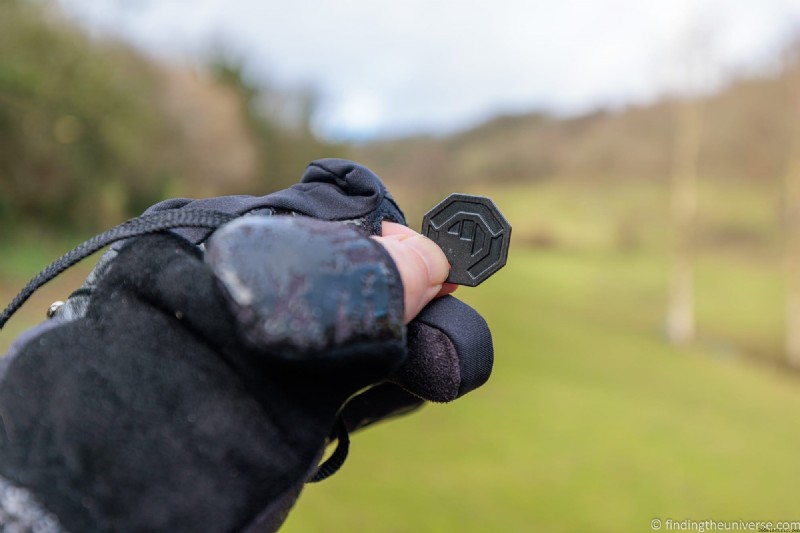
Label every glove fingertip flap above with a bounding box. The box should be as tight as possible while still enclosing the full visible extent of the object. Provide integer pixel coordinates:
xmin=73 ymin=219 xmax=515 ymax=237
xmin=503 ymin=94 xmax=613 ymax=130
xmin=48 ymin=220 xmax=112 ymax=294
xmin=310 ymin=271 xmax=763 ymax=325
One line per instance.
xmin=300 ymin=159 xmax=407 ymax=232
xmin=205 ymin=216 xmax=407 ymax=387
xmin=393 ymin=295 xmax=493 ymax=402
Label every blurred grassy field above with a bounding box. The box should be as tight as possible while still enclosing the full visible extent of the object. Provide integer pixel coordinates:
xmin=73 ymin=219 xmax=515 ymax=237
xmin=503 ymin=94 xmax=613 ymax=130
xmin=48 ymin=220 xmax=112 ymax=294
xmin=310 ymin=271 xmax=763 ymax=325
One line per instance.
xmin=282 ymin=242 xmax=800 ymax=531
xmin=285 ymin=180 xmax=800 ymax=531
xmin=2 ymin=181 xmax=799 ymax=531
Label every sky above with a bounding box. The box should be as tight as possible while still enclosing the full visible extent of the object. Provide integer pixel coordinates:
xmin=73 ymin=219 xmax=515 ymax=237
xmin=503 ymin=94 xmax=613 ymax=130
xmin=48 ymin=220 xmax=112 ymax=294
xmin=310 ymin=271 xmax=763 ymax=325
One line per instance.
xmin=58 ymin=0 xmax=800 ymax=141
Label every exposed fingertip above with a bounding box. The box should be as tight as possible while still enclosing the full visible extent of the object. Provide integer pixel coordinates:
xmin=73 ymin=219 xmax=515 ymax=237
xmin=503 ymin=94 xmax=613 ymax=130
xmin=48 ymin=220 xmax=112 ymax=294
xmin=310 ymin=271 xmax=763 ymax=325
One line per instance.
xmin=403 ymin=234 xmax=451 ymax=285
xmin=380 ymin=220 xmax=416 ymax=237
xmin=436 ymin=282 xmax=459 ymax=298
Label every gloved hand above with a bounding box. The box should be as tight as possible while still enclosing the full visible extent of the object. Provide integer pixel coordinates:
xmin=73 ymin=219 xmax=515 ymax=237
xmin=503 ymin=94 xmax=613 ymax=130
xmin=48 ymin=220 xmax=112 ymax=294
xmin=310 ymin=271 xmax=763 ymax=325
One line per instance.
xmin=0 ymin=159 xmax=493 ymax=532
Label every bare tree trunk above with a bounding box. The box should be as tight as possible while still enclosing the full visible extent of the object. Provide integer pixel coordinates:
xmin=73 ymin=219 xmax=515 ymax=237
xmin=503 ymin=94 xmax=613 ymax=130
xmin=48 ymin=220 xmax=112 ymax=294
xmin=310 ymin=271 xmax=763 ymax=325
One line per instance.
xmin=666 ymin=98 xmax=702 ymax=345
xmin=785 ymin=164 xmax=800 ymax=365
xmin=784 ymin=109 xmax=800 ymax=366
xmin=779 ymin=48 xmax=800 ymax=367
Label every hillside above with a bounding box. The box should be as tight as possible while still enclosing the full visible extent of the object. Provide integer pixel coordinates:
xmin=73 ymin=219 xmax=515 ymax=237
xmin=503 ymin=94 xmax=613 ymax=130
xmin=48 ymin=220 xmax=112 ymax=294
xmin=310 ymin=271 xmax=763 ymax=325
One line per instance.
xmin=358 ymin=65 xmax=797 ymax=191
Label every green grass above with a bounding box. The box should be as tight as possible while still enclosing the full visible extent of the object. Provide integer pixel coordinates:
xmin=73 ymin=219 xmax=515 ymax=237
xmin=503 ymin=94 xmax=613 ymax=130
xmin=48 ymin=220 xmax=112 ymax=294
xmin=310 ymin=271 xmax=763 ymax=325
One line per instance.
xmin=283 ymin=246 xmax=800 ymax=532
xmin=283 ymin=179 xmax=800 ymax=531
xmin=0 ymin=232 xmax=95 ymax=353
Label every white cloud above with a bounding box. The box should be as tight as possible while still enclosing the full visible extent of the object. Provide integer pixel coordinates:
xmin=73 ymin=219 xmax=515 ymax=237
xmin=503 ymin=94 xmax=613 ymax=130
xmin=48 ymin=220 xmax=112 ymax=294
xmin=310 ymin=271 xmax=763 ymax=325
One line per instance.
xmin=59 ymin=0 xmax=800 ymax=139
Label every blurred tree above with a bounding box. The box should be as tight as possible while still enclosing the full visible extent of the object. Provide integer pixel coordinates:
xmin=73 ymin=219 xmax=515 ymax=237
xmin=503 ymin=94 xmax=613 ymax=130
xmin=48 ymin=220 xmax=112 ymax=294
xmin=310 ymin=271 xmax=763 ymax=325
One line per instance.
xmin=208 ymin=49 xmax=349 ymax=193
xmin=151 ymin=65 xmax=260 ymax=199
xmin=0 ymin=2 xmax=349 ymax=236
xmin=780 ymin=41 xmax=800 ymax=367
xmin=0 ymin=0 xmax=174 ymax=232
xmin=666 ymin=96 xmax=702 ymax=345
xmin=664 ymin=18 xmax=715 ymax=346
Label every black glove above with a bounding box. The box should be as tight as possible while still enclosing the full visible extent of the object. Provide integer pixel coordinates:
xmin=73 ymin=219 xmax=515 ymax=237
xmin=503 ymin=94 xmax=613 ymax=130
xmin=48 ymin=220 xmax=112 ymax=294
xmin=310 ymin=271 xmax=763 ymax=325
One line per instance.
xmin=0 ymin=159 xmax=493 ymax=532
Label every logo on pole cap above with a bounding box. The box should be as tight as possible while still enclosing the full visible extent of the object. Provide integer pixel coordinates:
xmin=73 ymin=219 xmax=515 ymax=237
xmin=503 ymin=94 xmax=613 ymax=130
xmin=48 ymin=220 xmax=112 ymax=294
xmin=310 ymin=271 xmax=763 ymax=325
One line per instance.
xmin=422 ymin=194 xmax=512 ymax=286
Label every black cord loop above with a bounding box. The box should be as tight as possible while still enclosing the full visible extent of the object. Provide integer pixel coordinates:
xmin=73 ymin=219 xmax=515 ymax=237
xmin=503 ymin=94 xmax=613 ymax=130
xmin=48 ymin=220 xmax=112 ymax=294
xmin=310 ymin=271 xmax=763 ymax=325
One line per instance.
xmin=308 ymin=417 xmax=350 ymax=483
xmin=0 ymin=209 xmax=236 ymax=329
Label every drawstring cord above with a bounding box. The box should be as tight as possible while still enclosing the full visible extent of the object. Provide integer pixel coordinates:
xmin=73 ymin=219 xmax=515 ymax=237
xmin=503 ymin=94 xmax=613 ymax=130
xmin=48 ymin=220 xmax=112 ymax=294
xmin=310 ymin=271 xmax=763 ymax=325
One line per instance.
xmin=0 ymin=209 xmax=236 ymax=329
